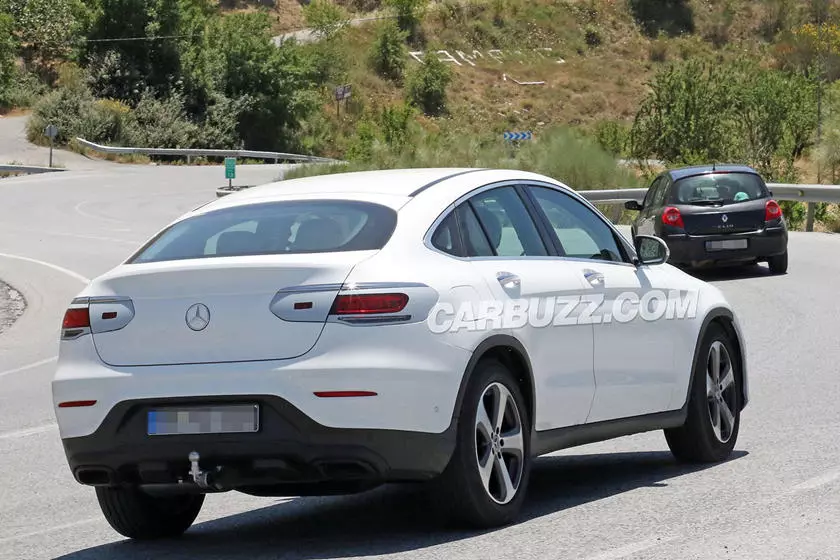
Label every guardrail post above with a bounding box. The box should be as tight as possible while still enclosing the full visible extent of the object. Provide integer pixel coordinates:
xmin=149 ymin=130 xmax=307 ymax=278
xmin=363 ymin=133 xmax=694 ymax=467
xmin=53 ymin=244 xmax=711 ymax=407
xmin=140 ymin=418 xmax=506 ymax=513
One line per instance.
xmin=805 ymin=202 xmax=816 ymax=232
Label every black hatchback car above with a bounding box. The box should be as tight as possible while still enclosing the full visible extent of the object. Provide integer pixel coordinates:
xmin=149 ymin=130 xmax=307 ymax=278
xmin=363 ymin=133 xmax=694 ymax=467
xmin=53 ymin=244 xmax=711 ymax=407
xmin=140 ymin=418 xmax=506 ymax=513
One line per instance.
xmin=625 ymin=164 xmax=789 ymax=273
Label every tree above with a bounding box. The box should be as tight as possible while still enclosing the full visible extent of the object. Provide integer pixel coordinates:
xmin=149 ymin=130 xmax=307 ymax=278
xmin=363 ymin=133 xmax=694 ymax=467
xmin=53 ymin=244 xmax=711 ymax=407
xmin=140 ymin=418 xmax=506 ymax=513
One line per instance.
xmin=0 ymin=12 xmax=15 ymax=108
xmin=406 ymin=51 xmax=453 ymax=116
xmin=370 ymin=20 xmax=408 ymax=82
xmin=303 ymin=0 xmax=350 ymax=40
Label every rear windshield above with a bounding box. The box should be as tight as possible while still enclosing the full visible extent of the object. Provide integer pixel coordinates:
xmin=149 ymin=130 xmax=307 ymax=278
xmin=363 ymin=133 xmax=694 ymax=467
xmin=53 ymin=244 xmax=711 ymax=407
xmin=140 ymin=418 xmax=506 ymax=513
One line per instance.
xmin=128 ymin=200 xmax=398 ymax=263
xmin=669 ymin=173 xmax=769 ymax=205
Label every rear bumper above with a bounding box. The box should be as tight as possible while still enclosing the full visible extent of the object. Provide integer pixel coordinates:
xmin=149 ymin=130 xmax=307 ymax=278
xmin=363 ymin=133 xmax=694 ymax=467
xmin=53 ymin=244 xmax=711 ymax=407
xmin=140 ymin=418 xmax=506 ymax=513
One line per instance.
xmin=62 ymin=395 xmax=455 ymax=489
xmin=665 ymin=226 xmax=787 ymax=265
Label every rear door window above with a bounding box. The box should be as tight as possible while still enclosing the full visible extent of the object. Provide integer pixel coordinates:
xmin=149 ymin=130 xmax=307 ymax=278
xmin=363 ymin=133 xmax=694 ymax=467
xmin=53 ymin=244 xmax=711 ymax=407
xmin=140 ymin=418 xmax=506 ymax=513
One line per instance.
xmin=129 ymin=200 xmax=398 ymax=263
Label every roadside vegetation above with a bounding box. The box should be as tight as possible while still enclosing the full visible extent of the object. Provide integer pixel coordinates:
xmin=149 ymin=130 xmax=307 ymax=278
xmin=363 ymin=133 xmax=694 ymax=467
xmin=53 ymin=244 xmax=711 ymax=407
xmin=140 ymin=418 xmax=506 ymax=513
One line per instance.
xmin=2 ymin=0 xmax=840 ymax=229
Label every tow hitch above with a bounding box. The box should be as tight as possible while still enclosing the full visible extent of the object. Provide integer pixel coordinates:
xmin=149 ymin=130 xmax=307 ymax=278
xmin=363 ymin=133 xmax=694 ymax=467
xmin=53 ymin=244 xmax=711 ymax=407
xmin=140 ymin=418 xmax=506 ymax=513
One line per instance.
xmin=187 ymin=451 xmax=224 ymax=491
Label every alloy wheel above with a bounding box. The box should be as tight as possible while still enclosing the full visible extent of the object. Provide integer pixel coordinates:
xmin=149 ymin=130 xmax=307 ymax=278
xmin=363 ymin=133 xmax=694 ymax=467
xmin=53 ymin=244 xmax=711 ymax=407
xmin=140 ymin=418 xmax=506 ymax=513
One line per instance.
xmin=474 ymin=382 xmax=525 ymax=505
xmin=706 ymin=341 xmax=737 ymax=443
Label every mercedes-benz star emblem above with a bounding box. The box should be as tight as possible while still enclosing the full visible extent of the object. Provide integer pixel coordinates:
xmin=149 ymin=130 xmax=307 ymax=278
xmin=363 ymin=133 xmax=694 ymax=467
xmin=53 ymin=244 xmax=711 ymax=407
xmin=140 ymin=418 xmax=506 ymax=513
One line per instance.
xmin=185 ymin=303 xmax=210 ymax=331
xmin=721 ymin=214 xmax=729 ymax=223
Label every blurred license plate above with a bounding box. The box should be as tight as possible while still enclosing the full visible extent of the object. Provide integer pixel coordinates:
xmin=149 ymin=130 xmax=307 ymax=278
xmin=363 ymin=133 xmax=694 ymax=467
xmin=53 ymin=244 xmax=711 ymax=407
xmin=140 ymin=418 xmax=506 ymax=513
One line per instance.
xmin=706 ymin=239 xmax=748 ymax=251
xmin=147 ymin=405 xmax=259 ymax=436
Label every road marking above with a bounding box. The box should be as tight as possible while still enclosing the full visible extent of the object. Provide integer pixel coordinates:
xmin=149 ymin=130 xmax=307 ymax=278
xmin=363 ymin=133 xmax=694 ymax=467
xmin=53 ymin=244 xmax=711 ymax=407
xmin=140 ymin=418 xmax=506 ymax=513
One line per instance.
xmin=0 ymin=423 xmax=57 ymax=440
xmin=73 ymin=200 xmax=131 ymax=230
xmin=583 ymin=536 xmax=678 ymax=560
xmin=0 ymin=356 xmax=57 ymax=379
xmin=790 ymin=470 xmax=840 ymax=493
xmin=0 ymin=252 xmax=90 ymax=284
xmin=0 ymin=518 xmax=99 ymax=544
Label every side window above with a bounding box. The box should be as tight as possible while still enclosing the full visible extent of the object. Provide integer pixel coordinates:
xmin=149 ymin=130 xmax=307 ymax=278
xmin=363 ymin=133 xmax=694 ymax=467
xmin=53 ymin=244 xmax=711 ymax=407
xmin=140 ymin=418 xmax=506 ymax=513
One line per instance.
xmin=654 ymin=177 xmax=670 ymax=206
xmin=455 ymin=203 xmax=494 ymax=257
xmin=528 ymin=186 xmax=626 ymax=263
xmin=430 ymin=212 xmax=461 ymax=256
xmin=643 ymin=177 xmax=662 ymax=208
xmin=467 ymin=187 xmax=548 ymax=257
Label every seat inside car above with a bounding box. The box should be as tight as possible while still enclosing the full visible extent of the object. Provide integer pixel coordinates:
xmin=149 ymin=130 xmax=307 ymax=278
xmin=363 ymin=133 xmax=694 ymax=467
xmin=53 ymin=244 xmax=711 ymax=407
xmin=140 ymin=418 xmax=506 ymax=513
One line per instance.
xmin=292 ymin=217 xmax=345 ymax=251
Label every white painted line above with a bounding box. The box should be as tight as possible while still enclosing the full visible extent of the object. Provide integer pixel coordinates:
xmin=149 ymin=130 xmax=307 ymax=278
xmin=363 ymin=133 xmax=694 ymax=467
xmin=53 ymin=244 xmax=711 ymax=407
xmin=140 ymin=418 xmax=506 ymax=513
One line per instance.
xmin=0 ymin=356 xmax=57 ymax=379
xmin=0 ymin=252 xmax=90 ymax=284
xmin=73 ymin=200 xmax=131 ymax=230
xmin=0 ymin=518 xmax=99 ymax=544
xmin=583 ymin=536 xmax=678 ymax=560
xmin=790 ymin=470 xmax=840 ymax=493
xmin=0 ymin=423 xmax=57 ymax=440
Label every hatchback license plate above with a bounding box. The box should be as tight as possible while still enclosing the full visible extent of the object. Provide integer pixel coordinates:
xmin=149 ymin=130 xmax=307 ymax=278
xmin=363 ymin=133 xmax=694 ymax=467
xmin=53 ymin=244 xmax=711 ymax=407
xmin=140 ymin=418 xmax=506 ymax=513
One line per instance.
xmin=147 ymin=405 xmax=259 ymax=436
xmin=706 ymin=239 xmax=748 ymax=251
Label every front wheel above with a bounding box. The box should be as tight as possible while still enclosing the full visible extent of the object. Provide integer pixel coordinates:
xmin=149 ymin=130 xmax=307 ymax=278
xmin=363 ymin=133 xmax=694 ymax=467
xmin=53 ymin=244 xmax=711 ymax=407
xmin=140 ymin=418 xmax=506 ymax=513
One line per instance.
xmin=433 ymin=359 xmax=531 ymax=528
xmin=665 ymin=324 xmax=741 ymax=463
xmin=96 ymin=486 xmax=205 ymax=540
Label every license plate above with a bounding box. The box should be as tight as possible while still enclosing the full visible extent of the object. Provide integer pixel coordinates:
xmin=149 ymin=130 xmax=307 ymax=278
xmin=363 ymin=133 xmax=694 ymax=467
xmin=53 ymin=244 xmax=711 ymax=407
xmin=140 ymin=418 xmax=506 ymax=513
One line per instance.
xmin=706 ymin=239 xmax=748 ymax=251
xmin=147 ymin=405 xmax=259 ymax=436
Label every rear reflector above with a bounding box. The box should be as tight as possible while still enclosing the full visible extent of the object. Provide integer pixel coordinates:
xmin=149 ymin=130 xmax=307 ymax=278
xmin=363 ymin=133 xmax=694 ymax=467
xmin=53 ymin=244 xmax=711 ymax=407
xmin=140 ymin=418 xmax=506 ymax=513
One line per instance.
xmin=294 ymin=301 xmax=313 ymax=310
xmin=765 ymin=199 xmax=783 ymax=221
xmin=62 ymin=308 xmax=90 ymax=329
xmin=330 ymin=293 xmax=409 ymax=315
xmin=314 ymin=391 xmax=378 ymax=398
xmin=58 ymin=400 xmax=97 ymax=408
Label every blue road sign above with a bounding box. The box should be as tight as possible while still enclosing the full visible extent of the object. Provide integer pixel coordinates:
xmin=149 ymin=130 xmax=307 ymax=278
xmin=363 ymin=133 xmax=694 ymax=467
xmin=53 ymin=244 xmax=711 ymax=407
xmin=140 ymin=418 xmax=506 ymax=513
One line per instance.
xmin=504 ymin=131 xmax=533 ymax=141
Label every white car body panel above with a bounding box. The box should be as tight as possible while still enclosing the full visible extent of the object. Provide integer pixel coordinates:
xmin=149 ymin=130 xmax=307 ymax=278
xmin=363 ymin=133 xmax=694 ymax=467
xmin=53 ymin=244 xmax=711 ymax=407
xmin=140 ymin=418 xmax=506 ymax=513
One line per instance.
xmin=52 ymin=167 xmax=748 ymax=451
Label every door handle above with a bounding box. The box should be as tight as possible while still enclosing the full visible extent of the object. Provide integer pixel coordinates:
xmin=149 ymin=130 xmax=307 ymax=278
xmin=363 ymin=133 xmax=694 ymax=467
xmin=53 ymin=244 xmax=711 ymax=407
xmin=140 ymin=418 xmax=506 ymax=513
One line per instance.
xmin=583 ymin=269 xmax=604 ymax=286
xmin=496 ymin=271 xmax=521 ymax=289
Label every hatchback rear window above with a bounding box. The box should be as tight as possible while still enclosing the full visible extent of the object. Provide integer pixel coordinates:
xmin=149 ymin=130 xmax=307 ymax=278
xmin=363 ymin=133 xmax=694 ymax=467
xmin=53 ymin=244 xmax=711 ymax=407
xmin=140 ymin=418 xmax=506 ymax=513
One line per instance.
xmin=128 ymin=200 xmax=398 ymax=263
xmin=670 ymin=173 xmax=769 ymax=205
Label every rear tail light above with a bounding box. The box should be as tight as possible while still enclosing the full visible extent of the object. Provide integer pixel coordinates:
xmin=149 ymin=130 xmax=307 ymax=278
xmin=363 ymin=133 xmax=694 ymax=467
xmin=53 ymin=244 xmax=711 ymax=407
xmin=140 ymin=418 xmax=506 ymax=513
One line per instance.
xmin=662 ymin=206 xmax=685 ymax=229
xmin=330 ymin=293 xmax=409 ymax=315
xmin=765 ymin=199 xmax=783 ymax=221
xmin=62 ymin=308 xmax=90 ymax=329
xmin=61 ymin=297 xmax=134 ymax=339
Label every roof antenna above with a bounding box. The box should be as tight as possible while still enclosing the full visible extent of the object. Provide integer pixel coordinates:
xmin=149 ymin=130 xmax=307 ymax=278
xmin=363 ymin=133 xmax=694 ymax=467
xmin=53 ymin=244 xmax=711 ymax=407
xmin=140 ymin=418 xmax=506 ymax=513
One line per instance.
xmin=712 ymin=161 xmax=717 ymax=171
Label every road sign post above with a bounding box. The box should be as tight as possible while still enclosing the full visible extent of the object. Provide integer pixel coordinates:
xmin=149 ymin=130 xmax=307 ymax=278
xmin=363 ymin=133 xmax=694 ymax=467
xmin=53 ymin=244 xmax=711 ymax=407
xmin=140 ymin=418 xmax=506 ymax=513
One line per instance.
xmin=334 ymin=84 xmax=352 ymax=117
xmin=224 ymin=157 xmax=236 ymax=189
xmin=44 ymin=124 xmax=58 ymax=167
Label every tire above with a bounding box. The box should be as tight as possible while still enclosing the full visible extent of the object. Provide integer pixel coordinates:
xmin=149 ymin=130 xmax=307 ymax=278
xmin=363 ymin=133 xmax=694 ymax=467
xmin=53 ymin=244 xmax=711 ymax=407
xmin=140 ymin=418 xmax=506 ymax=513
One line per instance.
xmin=665 ymin=324 xmax=741 ymax=463
xmin=768 ymin=250 xmax=788 ymax=274
xmin=433 ymin=359 xmax=531 ymax=528
xmin=95 ymin=486 xmax=205 ymax=540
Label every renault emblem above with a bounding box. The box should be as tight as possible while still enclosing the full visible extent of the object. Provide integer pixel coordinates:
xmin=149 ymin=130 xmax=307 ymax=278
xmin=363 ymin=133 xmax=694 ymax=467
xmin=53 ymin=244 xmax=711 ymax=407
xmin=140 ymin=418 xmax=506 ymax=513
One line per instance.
xmin=721 ymin=214 xmax=729 ymax=223
xmin=186 ymin=303 xmax=210 ymax=331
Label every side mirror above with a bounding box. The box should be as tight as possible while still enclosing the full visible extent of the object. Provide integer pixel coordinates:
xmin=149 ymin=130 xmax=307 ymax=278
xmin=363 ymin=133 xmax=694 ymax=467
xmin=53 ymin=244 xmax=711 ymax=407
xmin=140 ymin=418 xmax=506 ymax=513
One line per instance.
xmin=624 ymin=200 xmax=643 ymax=211
xmin=634 ymin=235 xmax=670 ymax=266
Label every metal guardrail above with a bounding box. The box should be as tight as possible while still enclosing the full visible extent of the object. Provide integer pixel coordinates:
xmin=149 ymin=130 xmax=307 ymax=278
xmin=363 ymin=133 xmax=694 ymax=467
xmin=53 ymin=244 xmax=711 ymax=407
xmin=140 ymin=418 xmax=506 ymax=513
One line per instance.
xmin=581 ymin=184 xmax=840 ymax=205
xmin=75 ymin=138 xmax=339 ymax=164
xmin=0 ymin=164 xmax=66 ymax=175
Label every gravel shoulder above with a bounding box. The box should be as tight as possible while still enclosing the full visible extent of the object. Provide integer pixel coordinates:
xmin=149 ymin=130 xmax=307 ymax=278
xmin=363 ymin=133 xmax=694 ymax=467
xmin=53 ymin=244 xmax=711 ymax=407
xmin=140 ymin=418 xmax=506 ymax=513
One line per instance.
xmin=0 ymin=279 xmax=26 ymax=335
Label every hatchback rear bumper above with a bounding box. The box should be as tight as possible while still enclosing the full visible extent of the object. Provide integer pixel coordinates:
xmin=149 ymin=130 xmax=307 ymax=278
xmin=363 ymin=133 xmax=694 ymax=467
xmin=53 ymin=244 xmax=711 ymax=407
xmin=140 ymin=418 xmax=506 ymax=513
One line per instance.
xmin=62 ymin=394 xmax=456 ymax=491
xmin=665 ymin=226 xmax=787 ymax=265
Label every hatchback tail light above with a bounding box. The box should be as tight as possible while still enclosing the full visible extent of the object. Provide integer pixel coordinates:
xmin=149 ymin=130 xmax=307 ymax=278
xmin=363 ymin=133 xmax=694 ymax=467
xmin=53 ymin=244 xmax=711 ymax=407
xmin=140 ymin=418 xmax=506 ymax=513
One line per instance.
xmin=765 ymin=199 xmax=783 ymax=221
xmin=662 ymin=206 xmax=685 ymax=229
xmin=330 ymin=293 xmax=409 ymax=315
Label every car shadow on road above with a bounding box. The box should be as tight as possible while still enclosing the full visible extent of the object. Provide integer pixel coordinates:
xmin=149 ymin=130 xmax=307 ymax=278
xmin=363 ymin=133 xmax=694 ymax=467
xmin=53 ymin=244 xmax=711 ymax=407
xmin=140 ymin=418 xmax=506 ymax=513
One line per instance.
xmin=56 ymin=449 xmax=747 ymax=560
xmin=683 ymin=263 xmax=774 ymax=282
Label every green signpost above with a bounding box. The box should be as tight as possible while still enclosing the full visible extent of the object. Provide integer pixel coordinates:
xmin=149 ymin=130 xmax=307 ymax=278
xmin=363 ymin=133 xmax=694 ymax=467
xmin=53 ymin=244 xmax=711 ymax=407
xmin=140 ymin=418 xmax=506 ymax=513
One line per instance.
xmin=224 ymin=157 xmax=236 ymax=188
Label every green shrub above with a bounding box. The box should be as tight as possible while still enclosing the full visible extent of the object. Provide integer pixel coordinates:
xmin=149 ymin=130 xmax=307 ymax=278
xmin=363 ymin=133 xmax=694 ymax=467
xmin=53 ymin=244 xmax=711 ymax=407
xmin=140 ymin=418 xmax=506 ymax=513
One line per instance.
xmin=594 ymin=120 xmax=629 ymax=157
xmin=370 ymin=20 xmax=409 ymax=82
xmin=0 ymin=12 xmax=15 ymax=108
xmin=378 ymin=103 xmax=414 ymax=148
xmin=385 ymin=0 xmax=426 ymax=37
xmin=406 ymin=52 xmax=453 ymax=116
xmin=122 ymin=91 xmax=198 ymax=149
xmin=584 ymin=24 xmax=603 ymax=47
xmin=303 ymin=0 xmax=350 ymax=39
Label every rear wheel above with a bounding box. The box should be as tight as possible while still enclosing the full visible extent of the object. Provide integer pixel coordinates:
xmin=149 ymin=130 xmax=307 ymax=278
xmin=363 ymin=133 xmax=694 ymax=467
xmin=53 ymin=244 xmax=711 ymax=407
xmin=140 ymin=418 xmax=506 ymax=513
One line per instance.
xmin=433 ymin=359 xmax=531 ymax=528
xmin=665 ymin=324 xmax=741 ymax=463
xmin=768 ymin=250 xmax=788 ymax=274
xmin=96 ymin=486 xmax=205 ymax=540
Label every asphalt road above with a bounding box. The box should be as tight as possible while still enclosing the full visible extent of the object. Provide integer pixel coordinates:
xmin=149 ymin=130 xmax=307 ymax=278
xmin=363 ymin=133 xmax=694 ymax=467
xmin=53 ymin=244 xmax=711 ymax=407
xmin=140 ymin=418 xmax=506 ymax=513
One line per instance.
xmin=1 ymin=165 xmax=840 ymax=560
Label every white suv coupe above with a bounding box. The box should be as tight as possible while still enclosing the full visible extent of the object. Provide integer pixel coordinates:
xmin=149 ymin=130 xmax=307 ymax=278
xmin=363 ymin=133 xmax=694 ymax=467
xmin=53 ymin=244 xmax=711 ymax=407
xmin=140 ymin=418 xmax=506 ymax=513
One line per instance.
xmin=52 ymin=168 xmax=748 ymax=539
